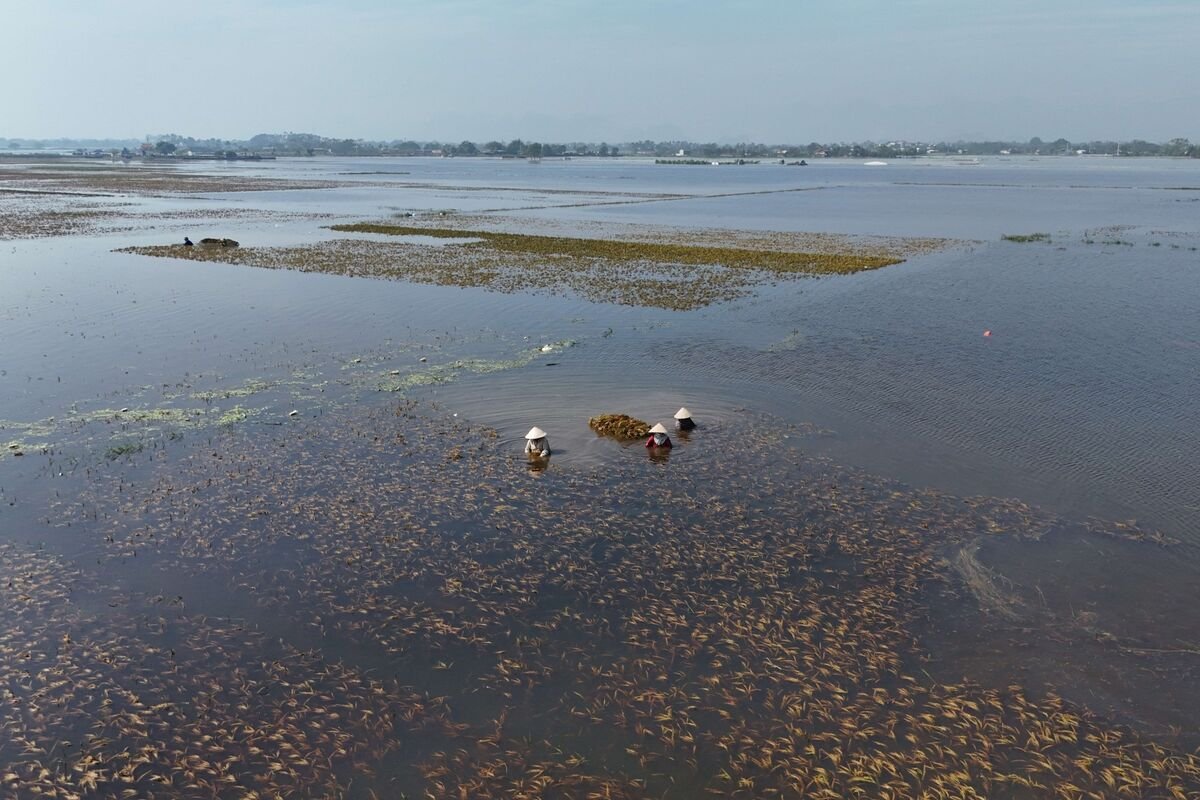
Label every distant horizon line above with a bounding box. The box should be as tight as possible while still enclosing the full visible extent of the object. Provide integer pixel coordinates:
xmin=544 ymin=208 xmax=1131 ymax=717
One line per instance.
xmin=2 ymin=133 xmax=1195 ymax=147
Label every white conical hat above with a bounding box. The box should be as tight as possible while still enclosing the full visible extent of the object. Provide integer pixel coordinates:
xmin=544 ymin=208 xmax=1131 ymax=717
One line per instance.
xmin=649 ymin=423 xmax=668 ymax=434
xmin=525 ymin=426 xmax=546 ymax=439
xmin=674 ymin=407 xmax=692 ymax=419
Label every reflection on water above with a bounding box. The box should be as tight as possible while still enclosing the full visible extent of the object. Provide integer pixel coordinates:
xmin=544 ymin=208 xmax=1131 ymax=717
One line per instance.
xmin=646 ymin=447 xmax=671 ymax=464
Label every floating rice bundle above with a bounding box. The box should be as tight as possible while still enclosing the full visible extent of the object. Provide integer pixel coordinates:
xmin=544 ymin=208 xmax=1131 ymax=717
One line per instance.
xmin=588 ymin=413 xmax=650 ymax=439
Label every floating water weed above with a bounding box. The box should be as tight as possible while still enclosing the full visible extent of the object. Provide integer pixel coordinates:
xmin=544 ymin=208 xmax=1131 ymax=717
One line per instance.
xmin=0 ymin=405 xmax=250 ymax=458
xmin=216 ymin=405 xmax=253 ymax=426
xmin=190 ymin=379 xmax=272 ymax=401
xmin=376 ymin=349 xmax=559 ymax=393
xmin=5 ymin=439 xmax=46 ymax=456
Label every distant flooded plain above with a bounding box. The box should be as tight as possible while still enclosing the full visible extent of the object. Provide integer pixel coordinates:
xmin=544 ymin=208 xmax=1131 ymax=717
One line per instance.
xmin=2 ymin=155 xmax=1199 ymax=798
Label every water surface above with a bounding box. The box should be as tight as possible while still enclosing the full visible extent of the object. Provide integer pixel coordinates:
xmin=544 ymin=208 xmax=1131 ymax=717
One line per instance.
xmin=2 ymin=154 xmax=1199 ymax=796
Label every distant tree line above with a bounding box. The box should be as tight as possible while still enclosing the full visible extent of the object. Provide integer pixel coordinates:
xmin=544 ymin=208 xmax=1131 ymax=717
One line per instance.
xmin=921 ymin=137 xmax=1197 ymax=157
xmin=4 ymin=133 xmax=1197 ymax=159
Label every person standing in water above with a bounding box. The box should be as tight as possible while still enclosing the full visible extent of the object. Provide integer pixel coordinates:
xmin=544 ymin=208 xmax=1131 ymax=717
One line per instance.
xmin=674 ymin=407 xmax=696 ymax=431
xmin=524 ymin=426 xmax=551 ymax=457
xmin=645 ymin=423 xmax=672 ymax=449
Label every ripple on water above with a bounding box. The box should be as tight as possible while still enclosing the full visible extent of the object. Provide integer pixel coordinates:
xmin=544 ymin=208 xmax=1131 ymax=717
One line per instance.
xmin=655 ymin=239 xmax=1200 ymax=545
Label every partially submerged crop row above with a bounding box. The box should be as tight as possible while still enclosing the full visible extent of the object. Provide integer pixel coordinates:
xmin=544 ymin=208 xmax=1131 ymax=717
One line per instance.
xmin=331 ymin=222 xmax=905 ymax=275
xmin=120 ymin=220 xmax=914 ymax=310
xmin=0 ymin=166 xmax=342 ymax=195
xmin=30 ymin=400 xmax=1197 ymax=799
xmin=120 ymin=239 xmax=765 ymax=310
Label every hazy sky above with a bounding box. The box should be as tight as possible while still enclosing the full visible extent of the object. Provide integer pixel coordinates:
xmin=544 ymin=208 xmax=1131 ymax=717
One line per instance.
xmin=3 ymin=0 xmax=1197 ymax=142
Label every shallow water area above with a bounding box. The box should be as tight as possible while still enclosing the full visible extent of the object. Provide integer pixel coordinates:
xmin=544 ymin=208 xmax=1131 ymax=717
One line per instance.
xmin=2 ymin=154 xmax=1200 ymax=798
xmin=920 ymin=526 xmax=1200 ymax=746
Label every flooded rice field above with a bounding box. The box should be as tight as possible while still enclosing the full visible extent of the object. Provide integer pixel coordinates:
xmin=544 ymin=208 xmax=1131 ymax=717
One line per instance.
xmin=2 ymin=155 xmax=1199 ymax=798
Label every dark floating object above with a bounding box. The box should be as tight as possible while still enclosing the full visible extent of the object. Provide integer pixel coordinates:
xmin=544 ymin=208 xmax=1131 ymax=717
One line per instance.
xmin=199 ymin=237 xmax=240 ymax=247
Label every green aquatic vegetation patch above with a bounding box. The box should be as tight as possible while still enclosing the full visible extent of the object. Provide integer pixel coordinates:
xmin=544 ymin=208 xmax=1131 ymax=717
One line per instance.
xmin=331 ymin=223 xmax=902 ymax=275
xmin=72 ymin=407 xmax=207 ymax=426
xmin=0 ymin=418 xmax=58 ymax=439
xmin=5 ymin=440 xmax=48 ymax=456
xmin=1001 ymin=232 xmax=1051 ymax=243
xmin=378 ymin=367 xmax=456 ymax=393
xmin=105 ymin=441 xmax=144 ymax=459
xmin=191 ymin=379 xmax=273 ymax=401
xmin=409 ymin=213 xmax=954 ymax=258
xmin=217 ymin=405 xmax=253 ymax=426
xmin=0 ymin=404 xmax=257 ymax=457
xmin=375 ymin=343 xmax=572 ymax=393
xmin=120 ymin=222 xmax=916 ymax=310
xmin=118 ymin=240 xmax=747 ymax=310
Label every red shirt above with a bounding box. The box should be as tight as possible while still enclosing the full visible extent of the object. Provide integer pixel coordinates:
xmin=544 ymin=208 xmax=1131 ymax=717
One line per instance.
xmin=645 ymin=434 xmax=672 ymax=448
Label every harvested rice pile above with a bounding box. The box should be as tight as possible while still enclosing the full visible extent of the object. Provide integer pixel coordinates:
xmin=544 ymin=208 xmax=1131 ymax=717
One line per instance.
xmin=589 ymin=413 xmax=651 ymax=439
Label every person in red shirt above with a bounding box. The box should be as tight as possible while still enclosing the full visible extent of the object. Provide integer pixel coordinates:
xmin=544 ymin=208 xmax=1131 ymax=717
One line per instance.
xmin=645 ymin=422 xmax=672 ymax=448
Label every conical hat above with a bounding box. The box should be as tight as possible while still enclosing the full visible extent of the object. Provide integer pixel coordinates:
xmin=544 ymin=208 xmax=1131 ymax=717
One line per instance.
xmin=525 ymin=426 xmax=546 ymax=439
xmin=649 ymin=423 xmax=668 ymax=435
xmin=673 ymin=407 xmax=692 ymax=419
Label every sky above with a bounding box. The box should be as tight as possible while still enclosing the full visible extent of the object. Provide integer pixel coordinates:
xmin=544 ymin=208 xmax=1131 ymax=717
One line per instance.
xmin=2 ymin=0 xmax=1197 ymax=143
